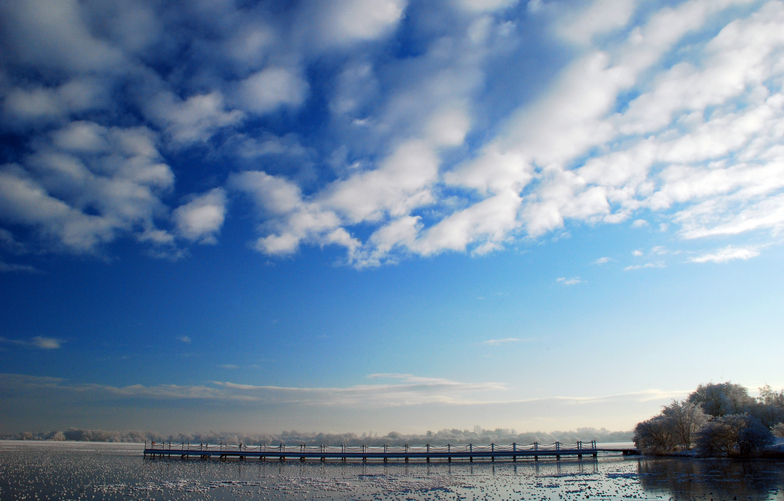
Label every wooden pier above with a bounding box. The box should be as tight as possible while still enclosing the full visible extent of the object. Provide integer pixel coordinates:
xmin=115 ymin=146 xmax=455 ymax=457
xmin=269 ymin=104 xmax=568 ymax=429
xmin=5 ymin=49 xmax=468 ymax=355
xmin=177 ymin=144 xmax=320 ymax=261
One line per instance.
xmin=143 ymin=440 xmax=638 ymax=462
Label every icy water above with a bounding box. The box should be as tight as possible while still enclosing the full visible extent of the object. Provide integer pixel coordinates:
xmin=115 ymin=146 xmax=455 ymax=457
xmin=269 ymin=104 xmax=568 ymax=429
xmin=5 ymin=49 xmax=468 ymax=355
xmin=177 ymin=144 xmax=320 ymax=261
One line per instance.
xmin=1 ymin=441 xmax=784 ymax=501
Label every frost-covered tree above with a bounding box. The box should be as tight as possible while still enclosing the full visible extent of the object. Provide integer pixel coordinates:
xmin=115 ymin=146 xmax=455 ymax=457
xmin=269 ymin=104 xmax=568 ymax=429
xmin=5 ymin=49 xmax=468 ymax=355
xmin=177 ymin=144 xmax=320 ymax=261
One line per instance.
xmin=661 ymin=400 xmax=708 ymax=449
xmin=634 ymin=400 xmax=707 ymax=454
xmin=695 ymin=414 xmax=774 ymax=457
xmin=754 ymin=385 xmax=784 ymax=428
xmin=687 ymin=382 xmax=756 ymax=418
xmin=634 ymin=415 xmax=676 ymax=454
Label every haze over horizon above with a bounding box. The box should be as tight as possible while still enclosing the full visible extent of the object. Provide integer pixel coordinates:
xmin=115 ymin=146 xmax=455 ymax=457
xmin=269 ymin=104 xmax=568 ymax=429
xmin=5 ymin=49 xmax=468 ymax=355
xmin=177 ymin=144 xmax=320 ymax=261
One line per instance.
xmin=1 ymin=0 xmax=783 ymax=436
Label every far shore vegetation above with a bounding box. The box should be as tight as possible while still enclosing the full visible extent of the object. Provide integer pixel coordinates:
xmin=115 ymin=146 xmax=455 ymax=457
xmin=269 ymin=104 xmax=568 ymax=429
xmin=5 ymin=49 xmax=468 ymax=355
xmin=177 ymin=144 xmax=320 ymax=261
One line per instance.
xmin=1 ymin=427 xmax=631 ymax=446
xmin=634 ymin=382 xmax=784 ymax=458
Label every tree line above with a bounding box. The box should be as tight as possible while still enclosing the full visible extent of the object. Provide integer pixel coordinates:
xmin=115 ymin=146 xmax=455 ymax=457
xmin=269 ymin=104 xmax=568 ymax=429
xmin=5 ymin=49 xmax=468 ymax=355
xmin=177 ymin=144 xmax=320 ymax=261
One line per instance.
xmin=1 ymin=426 xmax=632 ymax=445
xmin=634 ymin=382 xmax=784 ymax=457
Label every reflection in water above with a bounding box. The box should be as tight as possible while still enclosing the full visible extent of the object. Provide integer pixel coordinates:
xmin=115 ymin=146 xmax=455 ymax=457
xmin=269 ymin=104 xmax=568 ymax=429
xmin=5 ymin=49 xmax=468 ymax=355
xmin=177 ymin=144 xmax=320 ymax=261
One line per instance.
xmin=638 ymin=458 xmax=784 ymax=501
xmin=3 ymin=442 xmax=784 ymax=501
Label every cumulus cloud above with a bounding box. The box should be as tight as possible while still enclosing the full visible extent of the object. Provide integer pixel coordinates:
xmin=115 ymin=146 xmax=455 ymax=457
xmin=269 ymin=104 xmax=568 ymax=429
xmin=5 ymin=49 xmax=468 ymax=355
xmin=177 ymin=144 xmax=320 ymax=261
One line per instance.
xmin=0 ymin=122 xmax=174 ymax=253
xmin=690 ymin=245 xmax=761 ymax=263
xmin=0 ymin=0 xmax=126 ymax=73
xmin=303 ymin=0 xmax=407 ymax=48
xmin=2 ymin=0 xmax=784 ymax=267
xmin=238 ymin=67 xmax=310 ymax=115
xmin=143 ymin=92 xmax=243 ymax=145
xmin=2 ymin=78 xmax=110 ymax=127
xmin=173 ymin=189 xmax=227 ymax=244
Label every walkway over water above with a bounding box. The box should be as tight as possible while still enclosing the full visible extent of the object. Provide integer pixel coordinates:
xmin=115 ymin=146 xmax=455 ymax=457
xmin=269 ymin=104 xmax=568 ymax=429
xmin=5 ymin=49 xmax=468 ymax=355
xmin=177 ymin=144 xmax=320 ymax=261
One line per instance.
xmin=143 ymin=441 xmax=639 ymax=462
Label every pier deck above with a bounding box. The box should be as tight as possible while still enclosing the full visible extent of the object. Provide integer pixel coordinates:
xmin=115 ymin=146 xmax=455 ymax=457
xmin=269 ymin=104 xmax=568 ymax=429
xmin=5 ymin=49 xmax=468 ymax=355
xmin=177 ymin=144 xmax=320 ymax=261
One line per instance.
xmin=143 ymin=441 xmax=638 ymax=462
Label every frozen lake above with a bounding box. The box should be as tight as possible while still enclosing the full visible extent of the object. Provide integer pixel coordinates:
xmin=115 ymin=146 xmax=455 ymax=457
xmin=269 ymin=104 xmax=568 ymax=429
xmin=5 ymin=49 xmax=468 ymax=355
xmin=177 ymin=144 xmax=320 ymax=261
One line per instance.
xmin=1 ymin=441 xmax=783 ymax=501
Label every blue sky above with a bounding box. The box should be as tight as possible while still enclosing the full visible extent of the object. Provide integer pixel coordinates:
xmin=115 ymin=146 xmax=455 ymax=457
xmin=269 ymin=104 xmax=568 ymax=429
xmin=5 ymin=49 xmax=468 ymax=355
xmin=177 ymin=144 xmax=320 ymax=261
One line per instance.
xmin=1 ymin=0 xmax=784 ymax=435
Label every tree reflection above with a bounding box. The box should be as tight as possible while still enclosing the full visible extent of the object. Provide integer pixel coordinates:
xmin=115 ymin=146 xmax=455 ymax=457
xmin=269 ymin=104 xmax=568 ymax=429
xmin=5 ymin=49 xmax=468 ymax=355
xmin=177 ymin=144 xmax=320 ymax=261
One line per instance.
xmin=637 ymin=458 xmax=784 ymax=500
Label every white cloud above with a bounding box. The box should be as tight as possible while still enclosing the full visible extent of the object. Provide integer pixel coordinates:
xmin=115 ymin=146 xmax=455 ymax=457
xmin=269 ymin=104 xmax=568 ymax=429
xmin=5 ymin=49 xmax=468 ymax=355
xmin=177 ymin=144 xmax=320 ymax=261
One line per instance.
xmin=2 ymin=0 xmax=784 ymax=267
xmin=0 ymin=0 xmax=126 ymax=73
xmin=557 ymin=276 xmax=582 ymax=285
xmin=690 ymin=245 xmax=760 ymax=263
xmin=624 ymin=262 xmax=665 ymax=271
xmin=2 ymin=78 xmax=109 ymax=126
xmin=0 ymin=122 xmax=174 ymax=254
xmin=177 ymin=336 xmax=192 ymax=344
xmin=0 ymin=261 xmax=40 ymax=273
xmin=0 ymin=372 xmax=508 ymax=407
xmin=143 ymin=92 xmax=243 ymax=145
xmin=229 ymin=171 xmax=359 ymax=257
xmin=556 ymin=0 xmax=637 ymax=45
xmin=173 ymin=188 xmax=227 ymax=244
xmin=632 ymin=249 xmax=644 ymax=256
xmin=32 ymin=337 xmax=63 ymax=349
xmin=307 ymin=0 xmax=407 ymax=47
xmin=482 ymin=338 xmax=521 ymax=345
xmin=238 ymin=67 xmax=310 ymax=115
xmin=592 ymin=257 xmax=612 ymax=265
xmin=0 ymin=336 xmax=64 ymax=349
xmin=324 ymin=141 xmax=440 ymax=223
xmin=456 ymin=0 xmax=519 ymax=14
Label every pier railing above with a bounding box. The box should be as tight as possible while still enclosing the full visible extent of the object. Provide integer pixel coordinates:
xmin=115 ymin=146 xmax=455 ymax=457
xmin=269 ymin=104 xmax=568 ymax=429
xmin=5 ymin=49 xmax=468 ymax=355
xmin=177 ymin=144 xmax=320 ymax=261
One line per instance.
xmin=144 ymin=440 xmax=637 ymax=461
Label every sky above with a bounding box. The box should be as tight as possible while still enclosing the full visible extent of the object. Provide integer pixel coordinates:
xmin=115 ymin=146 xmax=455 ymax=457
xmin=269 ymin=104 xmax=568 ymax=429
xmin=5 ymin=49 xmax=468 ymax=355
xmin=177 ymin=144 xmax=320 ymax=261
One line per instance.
xmin=1 ymin=0 xmax=783 ymax=436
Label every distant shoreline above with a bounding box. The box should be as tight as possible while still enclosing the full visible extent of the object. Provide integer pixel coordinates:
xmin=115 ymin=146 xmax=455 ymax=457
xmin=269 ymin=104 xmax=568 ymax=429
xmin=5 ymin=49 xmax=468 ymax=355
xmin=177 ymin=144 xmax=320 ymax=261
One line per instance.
xmin=0 ymin=427 xmax=633 ymax=446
